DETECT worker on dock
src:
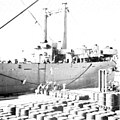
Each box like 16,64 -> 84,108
41,84 -> 46,94
62,83 -> 66,91
45,83 -> 51,95
35,83 -> 42,94
53,82 -> 58,91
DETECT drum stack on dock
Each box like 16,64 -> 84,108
97,69 -> 120,111
0,69 -> 120,120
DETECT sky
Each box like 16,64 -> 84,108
0,0 -> 120,60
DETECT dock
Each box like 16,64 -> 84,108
0,88 -> 120,120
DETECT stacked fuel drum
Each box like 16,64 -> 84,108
0,89 -> 120,120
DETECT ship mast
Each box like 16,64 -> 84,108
43,8 -> 48,43
62,3 -> 68,49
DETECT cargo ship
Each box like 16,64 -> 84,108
0,1 -> 118,95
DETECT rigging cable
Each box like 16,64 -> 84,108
20,0 -> 42,28
0,73 -> 38,85
0,0 -> 39,29
66,63 -> 92,87
20,0 -> 54,43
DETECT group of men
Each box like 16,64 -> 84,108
35,82 -> 65,95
